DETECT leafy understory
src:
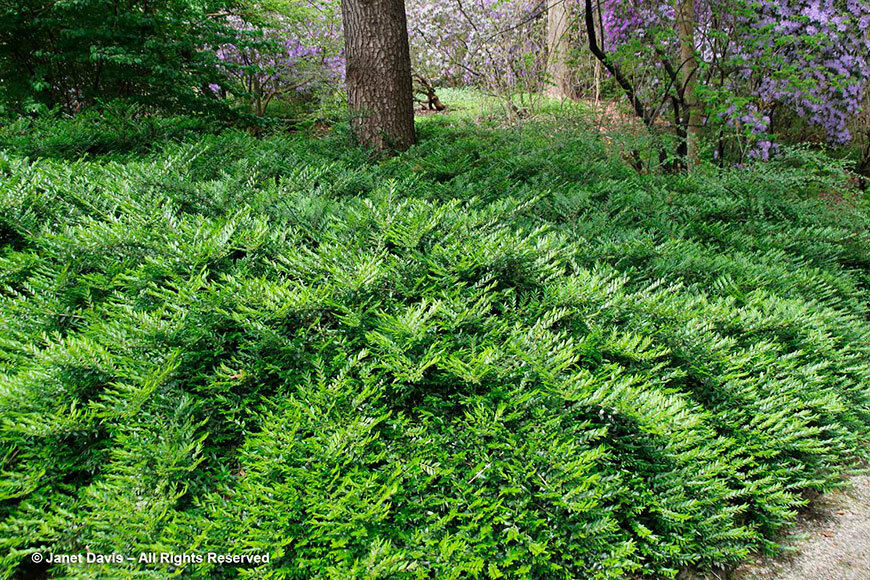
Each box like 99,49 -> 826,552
0,114 -> 867,579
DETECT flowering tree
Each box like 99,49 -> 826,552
593,0 -> 869,164
406,0 -> 548,111
212,3 -> 343,115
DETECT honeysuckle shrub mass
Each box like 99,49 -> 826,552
0,108 -> 867,578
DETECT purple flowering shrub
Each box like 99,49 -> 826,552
601,0 -> 869,162
739,0 -> 868,145
212,4 -> 343,115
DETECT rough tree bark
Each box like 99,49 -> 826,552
340,0 -> 416,152
676,0 -> 700,169
546,0 -> 570,99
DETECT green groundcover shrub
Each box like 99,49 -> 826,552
0,105 -> 219,160
0,116 -> 868,579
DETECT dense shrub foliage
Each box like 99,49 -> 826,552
0,109 -> 868,578
0,103 -> 219,159
0,0 -> 248,114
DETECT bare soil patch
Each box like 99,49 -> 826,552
730,475 -> 870,580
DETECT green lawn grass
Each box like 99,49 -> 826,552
0,101 -> 868,579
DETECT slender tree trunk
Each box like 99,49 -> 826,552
672,95 -> 687,170
253,76 -> 263,116
546,0 -> 570,99
340,0 -> 416,152
593,0 -> 603,104
676,0 -> 700,169
593,59 -> 601,104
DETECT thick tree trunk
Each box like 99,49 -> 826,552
546,0 -> 570,99
340,0 -> 416,152
676,0 -> 700,169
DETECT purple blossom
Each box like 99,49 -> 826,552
212,9 -> 343,113
602,0 -> 869,149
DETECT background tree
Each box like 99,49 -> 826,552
340,0 -> 416,151
407,0 -> 547,114
546,0 -> 571,99
675,0 -> 700,168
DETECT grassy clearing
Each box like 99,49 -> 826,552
0,102 -> 868,579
